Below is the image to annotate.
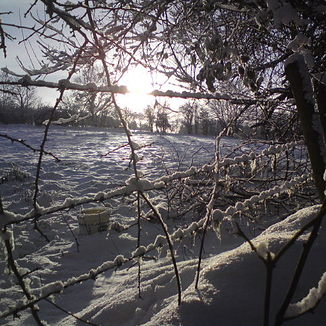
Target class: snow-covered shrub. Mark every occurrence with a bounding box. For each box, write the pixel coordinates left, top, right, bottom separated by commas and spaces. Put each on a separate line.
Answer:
0, 163, 31, 184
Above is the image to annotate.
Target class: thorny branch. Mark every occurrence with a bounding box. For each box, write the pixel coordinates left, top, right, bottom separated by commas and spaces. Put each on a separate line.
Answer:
0, 133, 60, 161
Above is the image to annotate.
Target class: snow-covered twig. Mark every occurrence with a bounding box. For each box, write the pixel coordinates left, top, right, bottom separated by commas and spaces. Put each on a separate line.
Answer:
284, 272, 326, 319
0, 170, 313, 322
0, 141, 308, 230
136, 192, 142, 298
31, 40, 88, 243
141, 193, 182, 305
32, 88, 66, 243
0, 254, 129, 319
235, 223, 275, 326
194, 180, 218, 289
275, 200, 326, 325
44, 112, 91, 125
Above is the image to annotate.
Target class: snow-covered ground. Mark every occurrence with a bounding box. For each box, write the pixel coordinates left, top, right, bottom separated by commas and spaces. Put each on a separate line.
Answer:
0, 124, 242, 209
0, 124, 325, 325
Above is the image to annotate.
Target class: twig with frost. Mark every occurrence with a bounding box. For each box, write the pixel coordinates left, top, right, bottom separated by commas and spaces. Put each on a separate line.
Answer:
0, 178, 166, 228
45, 112, 91, 126
194, 180, 218, 289
275, 200, 326, 325
0, 133, 60, 161
1, 193, 320, 321
0, 226, 44, 325
87, 1, 145, 294
100, 143, 130, 157
0, 168, 311, 240
193, 117, 303, 289
0, 254, 129, 319
141, 192, 182, 305
236, 200, 326, 326
236, 223, 275, 326
32, 88, 66, 243
0, 225, 181, 320
0, 137, 304, 230
1, 199, 209, 320
195, 127, 225, 289
2, 230, 174, 320
0, 76, 259, 103
61, 212, 79, 252
136, 192, 142, 298
284, 272, 326, 320
83, 2, 182, 307
44, 298, 99, 326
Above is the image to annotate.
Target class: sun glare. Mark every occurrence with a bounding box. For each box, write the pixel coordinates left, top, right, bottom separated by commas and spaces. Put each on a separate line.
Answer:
117, 66, 155, 113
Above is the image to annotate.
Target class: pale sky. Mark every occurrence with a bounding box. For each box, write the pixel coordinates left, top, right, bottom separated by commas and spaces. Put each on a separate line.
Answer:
1, 1, 43, 71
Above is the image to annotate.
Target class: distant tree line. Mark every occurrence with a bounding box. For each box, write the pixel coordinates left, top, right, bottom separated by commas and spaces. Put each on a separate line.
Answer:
0, 70, 175, 133
0, 72, 66, 125
0, 69, 301, 141
178, 100, 302, 141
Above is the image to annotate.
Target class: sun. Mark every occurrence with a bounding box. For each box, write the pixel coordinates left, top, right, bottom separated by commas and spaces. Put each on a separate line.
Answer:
117, 66, 155, 113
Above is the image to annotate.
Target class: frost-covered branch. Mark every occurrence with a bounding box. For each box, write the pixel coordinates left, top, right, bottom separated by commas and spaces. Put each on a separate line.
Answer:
0, 254, 129, 319
0, 140, 306, 229
0, 77, 258, 103
32, 88, 66, 242
275, 200, 326, 325
0, 170, 313, 322
0, 225, 180, 320
43, 112, 91, 125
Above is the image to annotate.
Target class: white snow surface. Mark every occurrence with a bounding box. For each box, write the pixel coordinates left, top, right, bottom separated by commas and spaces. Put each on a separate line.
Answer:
2, 205, 324, 326
0, 124, 325, 325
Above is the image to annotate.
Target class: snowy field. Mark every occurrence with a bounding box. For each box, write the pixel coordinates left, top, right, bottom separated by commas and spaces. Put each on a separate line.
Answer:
0, 124, 325, 326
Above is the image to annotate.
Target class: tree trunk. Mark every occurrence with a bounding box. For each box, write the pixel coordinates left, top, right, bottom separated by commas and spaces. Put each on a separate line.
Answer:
314, 79, 326, 145
285, 54, 326, 201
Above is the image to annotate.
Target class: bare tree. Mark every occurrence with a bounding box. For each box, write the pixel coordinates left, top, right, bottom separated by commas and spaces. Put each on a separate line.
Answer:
0, 71, 38, 123
156, 109, 171, 133
144, 105, 155, 132
180, 101, 196, 134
